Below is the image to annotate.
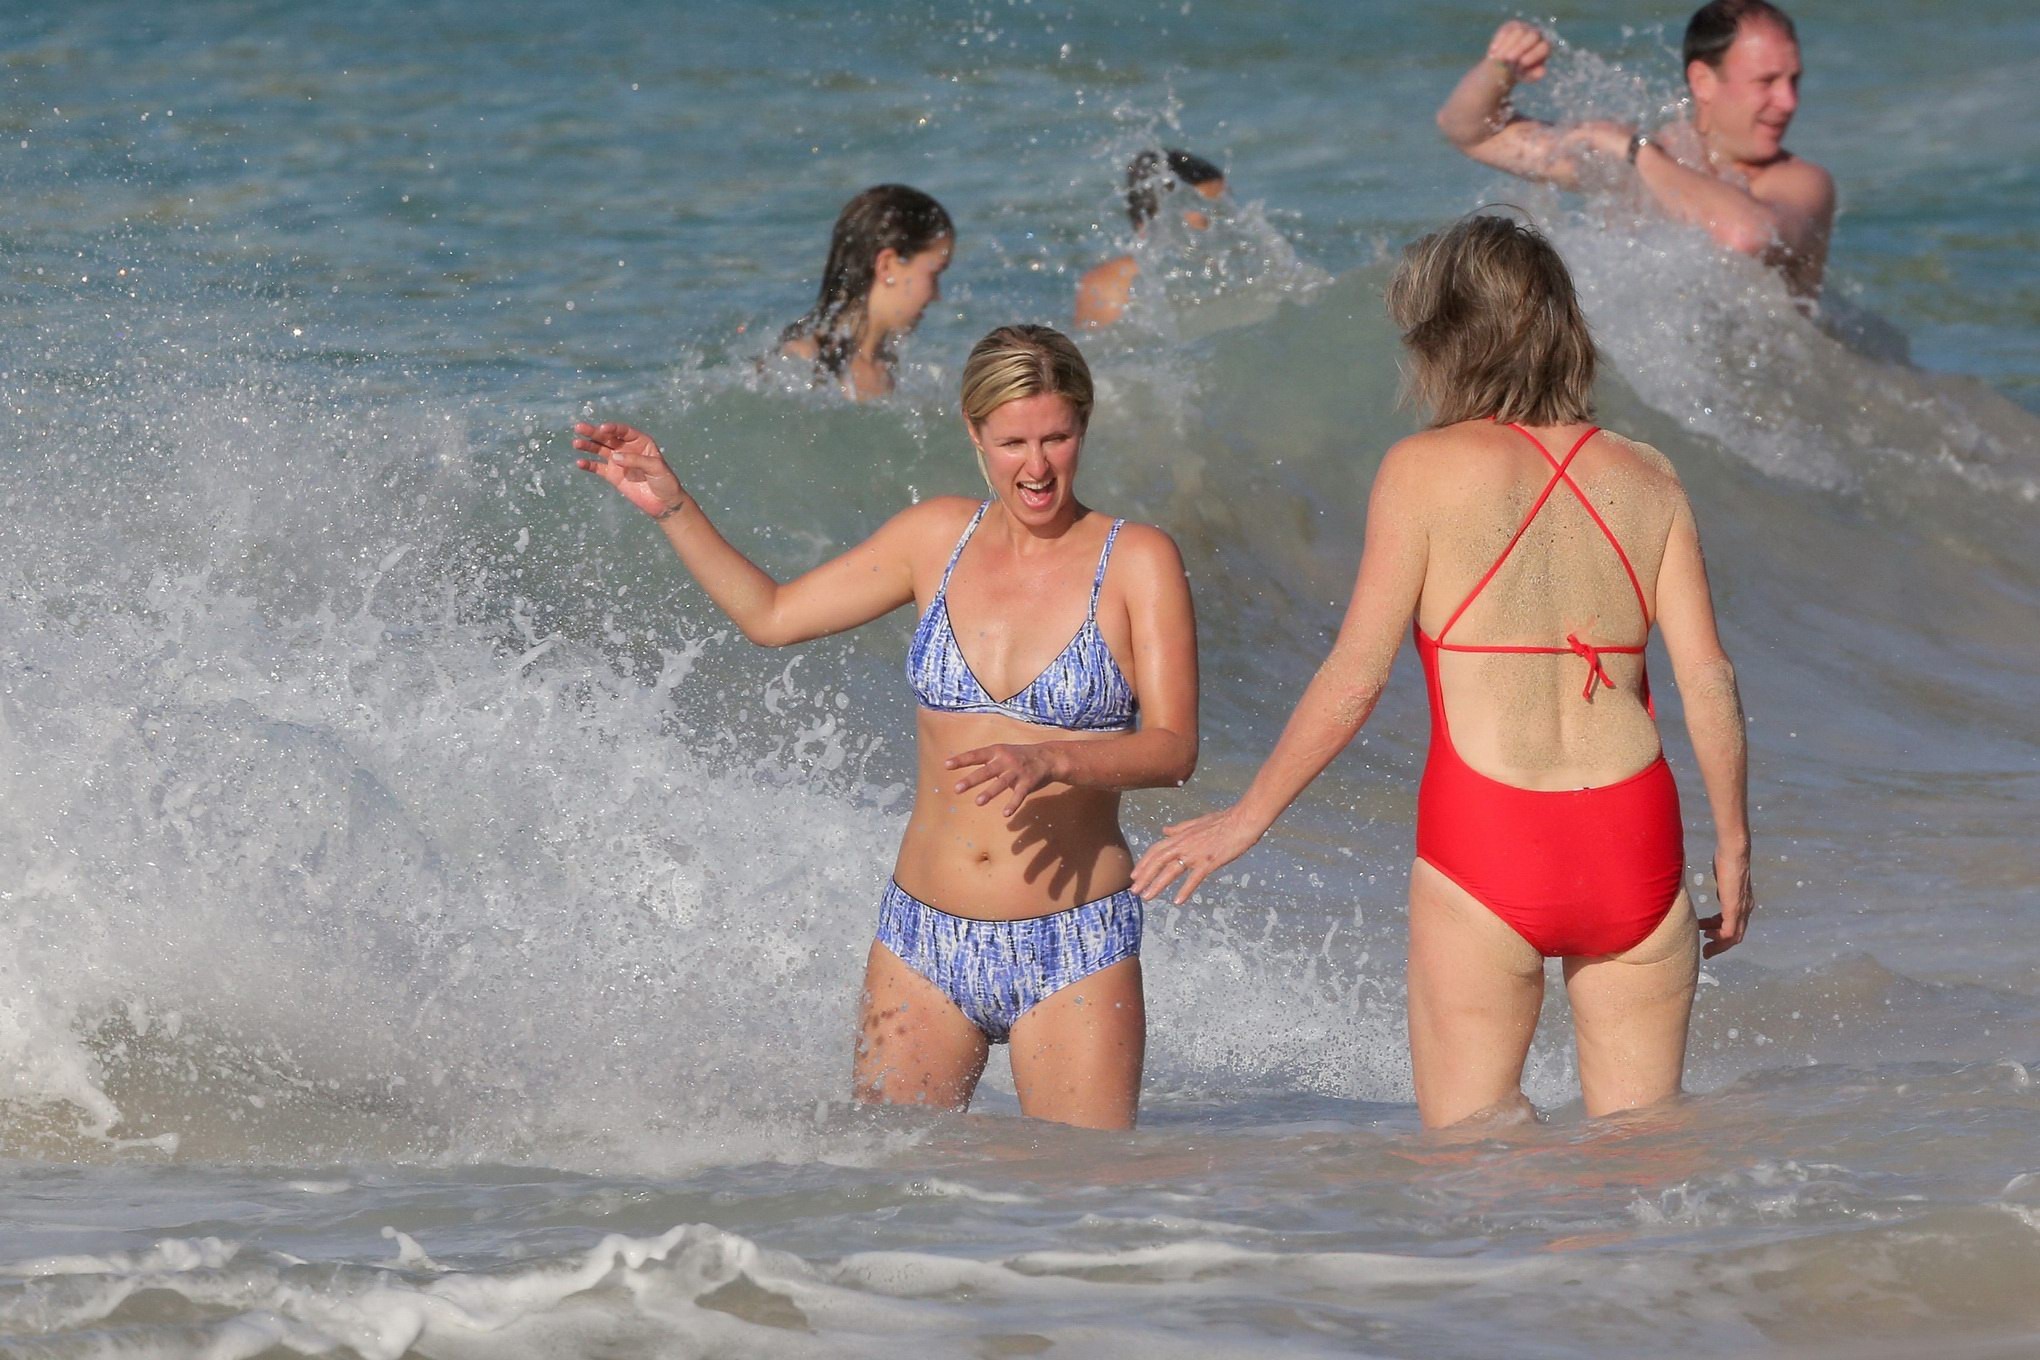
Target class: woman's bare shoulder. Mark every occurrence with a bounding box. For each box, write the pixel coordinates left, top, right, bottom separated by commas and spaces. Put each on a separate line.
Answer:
866, 495, 983, 561
1094, 519, 1190, 610
1591, 432, 1696, 552
1386, 421, 1523, 462
1596, 429, 1682, 483
894, 494, 983, 536
1375, 424, 1504, 502
1101, 518, 1184, 571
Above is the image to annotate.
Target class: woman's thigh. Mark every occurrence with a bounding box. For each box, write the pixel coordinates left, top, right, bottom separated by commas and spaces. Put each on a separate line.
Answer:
1406, 858, 1548, 1129
852, 941, 990, 1112
1007, 957, 1144, 1131
1563, 893, 1699, 1118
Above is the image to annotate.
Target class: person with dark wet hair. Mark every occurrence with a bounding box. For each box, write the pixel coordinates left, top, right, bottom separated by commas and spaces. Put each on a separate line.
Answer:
1435, 1, 1834, 296
1074, 148, 1228, 329
779, 184, 954, 400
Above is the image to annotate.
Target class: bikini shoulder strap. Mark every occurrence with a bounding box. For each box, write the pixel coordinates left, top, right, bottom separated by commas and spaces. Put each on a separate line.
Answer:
1088, 519, 1125, 620
937, 501, 990, 595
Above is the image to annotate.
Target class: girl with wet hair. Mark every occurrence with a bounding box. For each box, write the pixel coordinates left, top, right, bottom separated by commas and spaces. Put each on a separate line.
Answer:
779, 184, 954, 401
576, 324, 1199, 1129
1138, 214, 1752, 1130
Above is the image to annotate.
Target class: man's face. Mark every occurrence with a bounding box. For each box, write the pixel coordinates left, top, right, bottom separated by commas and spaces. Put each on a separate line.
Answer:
1689, 19, 1802, 164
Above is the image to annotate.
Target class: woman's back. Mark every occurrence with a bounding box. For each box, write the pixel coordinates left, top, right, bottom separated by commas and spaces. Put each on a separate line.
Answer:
1413, 421, 1683, 791
1137, 211, 1750, 1128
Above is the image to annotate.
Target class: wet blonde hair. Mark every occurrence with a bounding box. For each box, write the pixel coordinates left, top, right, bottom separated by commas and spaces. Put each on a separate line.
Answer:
1386, 214, 1596, 428
959, 324, 1095, 429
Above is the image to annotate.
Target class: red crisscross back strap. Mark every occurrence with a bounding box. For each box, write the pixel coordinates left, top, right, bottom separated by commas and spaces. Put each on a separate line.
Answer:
1433, 425, 1651, 701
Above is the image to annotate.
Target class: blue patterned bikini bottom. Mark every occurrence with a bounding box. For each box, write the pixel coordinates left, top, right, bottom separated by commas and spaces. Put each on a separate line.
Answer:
874, 880, 1144, 1044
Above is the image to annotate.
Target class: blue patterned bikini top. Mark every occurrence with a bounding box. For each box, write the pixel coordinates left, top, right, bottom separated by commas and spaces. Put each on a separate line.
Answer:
907, 501, 1138, 732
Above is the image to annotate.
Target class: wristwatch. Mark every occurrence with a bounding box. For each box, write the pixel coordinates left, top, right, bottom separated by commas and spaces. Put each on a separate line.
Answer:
1627, 130, 1653, 164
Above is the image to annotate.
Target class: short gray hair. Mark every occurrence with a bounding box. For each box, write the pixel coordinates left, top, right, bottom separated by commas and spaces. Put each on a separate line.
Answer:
1386, 214, 1596, 428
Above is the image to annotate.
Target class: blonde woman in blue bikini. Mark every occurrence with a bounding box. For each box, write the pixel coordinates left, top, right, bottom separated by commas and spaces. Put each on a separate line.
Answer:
575, 325, 1198, 1129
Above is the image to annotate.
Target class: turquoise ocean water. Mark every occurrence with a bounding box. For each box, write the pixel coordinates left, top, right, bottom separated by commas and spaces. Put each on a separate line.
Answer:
4, 1, 2039, 1355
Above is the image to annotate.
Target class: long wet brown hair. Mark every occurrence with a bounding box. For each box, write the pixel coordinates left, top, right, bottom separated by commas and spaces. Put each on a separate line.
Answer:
780, 184, 953, 377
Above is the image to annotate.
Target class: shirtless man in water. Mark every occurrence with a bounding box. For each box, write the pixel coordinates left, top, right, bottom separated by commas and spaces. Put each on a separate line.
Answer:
1436, 0, 1834, 297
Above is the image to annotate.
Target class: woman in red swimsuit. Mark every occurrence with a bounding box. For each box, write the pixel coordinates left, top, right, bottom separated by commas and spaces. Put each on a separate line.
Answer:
1135, 214, 1754, 1128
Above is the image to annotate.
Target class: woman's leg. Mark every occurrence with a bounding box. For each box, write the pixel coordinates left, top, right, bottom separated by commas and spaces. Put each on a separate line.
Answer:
852, 941, 990, 1112
1563, 893, 1699, 1118
1406, 858, 1548, 1129
1007, 957, 1144, 1130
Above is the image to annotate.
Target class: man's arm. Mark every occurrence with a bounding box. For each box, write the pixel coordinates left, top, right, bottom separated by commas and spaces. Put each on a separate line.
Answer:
1437, 19, 1835, 294
1630, 139, 1834, 290
1751, 156, 1835, 295
1437, 21, 1615, 190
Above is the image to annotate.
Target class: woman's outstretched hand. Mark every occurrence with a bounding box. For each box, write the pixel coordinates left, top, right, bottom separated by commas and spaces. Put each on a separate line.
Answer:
946, 743, 1064, 819
1131, 805, 1264, 905
573, 421, 687, 519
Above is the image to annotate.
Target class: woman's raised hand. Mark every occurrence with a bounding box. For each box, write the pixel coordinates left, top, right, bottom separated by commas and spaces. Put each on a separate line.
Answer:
573, 421, 687, 519
1130, 804, 1265, 905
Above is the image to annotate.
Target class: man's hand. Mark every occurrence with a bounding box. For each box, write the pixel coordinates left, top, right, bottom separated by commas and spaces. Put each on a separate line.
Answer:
1487, 20, 1552, 85
1439, 21, 1570, 168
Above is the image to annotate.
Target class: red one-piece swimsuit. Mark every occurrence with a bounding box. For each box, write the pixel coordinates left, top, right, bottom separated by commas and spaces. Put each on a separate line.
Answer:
1412, 424, 1685, 957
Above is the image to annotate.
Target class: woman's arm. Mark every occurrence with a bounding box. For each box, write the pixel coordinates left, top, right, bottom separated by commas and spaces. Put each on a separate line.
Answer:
1131, 439, 1433, 903
945, 525, 1199, 816
573, 420, 923, 646
1654, 487, 1754, 957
